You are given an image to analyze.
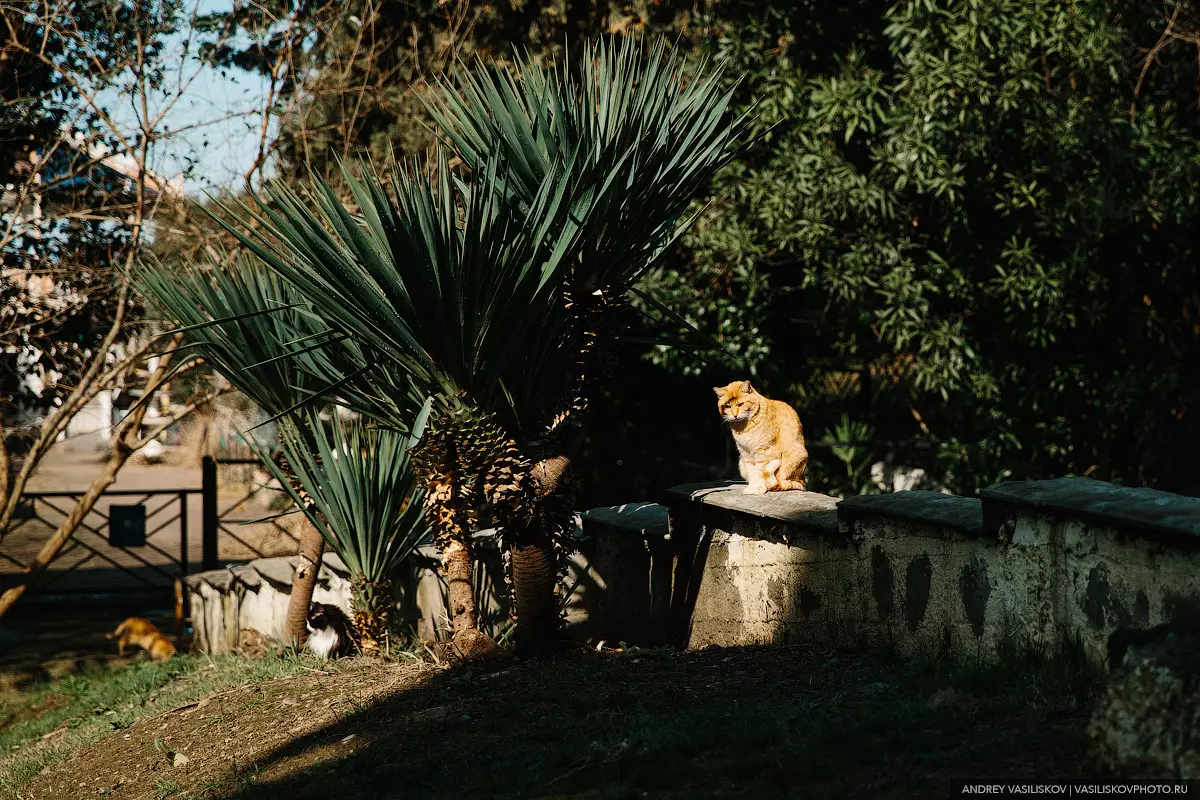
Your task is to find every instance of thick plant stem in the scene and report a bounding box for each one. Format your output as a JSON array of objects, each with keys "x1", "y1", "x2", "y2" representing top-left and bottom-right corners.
[
  {"x1": 442, "y1": 538, "x2": 478, "y2": 638},
  {"x1": 283, "y1": 517, "x2": 325, "y2": 646},
  {"x1": 351, "y1": 578, "x2": 392, "y2": 655},
  {"x1": 422, "y1": 464, "x2": 498, "y2": 658},
  {"x1": 509, "y1": 530, "x2": 559, "y2": 657},
  {"x1": 500, "y1": 290, "x2": 623, "y2": 657}
]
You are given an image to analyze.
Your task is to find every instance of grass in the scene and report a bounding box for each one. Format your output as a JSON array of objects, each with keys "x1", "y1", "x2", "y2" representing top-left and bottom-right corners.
[
  {"x1": 0, "y1": 651, "x2": 323, "y2": 799},
  {"x1": 3, "y1": 643, "x2": 1104, "y2": 799}
]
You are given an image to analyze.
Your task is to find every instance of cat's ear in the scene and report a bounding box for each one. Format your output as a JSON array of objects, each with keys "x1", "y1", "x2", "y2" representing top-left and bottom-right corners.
[
  {"x1": 713, "y1": 387, "x2": 724, "y2": 396},
  {"x1": 742, "y1": 381, "x2": 754, "y2": 394}
]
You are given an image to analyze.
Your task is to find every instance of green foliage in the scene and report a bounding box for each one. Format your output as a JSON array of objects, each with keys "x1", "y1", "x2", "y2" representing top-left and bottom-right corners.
[
  {"x1": 646, "y1": 0, "x2": 1200, "y2": 493},
  {"x1": 211, "y1": 152, "x2": 581, "y2": 434},
  {"x1": 208, "y1": 1, "x2": 1200, "y2": 495},
  {"x1": 255, "y1": 408, "x2": 430, "y2": 613},
  {"x1": 213, "y1": 38, "x2": 744, "y2": 447},
  {"x1": 425, "y1": 37, "x2": 747, "y2": 299},
  {"x1": 136, "y1": 254, "x2": 429, "y2": 599},
  {"x1": 829, "y1": 414, "x2": 878, "y2": 496}
]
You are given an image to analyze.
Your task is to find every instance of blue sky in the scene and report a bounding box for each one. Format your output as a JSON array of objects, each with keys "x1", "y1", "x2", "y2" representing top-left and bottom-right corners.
[{"x1": 118, "y1": 0, "x2": 275, "y2": 195}]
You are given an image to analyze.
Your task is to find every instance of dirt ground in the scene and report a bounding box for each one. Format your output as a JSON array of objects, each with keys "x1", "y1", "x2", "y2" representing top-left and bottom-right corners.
[{"x1": 16, "y1": 644, "x2": 1099, "y2": 800}]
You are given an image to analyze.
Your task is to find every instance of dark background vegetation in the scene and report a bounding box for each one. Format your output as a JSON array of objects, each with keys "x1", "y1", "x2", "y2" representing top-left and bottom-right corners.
[
  {"x1": 12, "y1": 0, "x2": 1200, "y2": 503},
  {"x1": 192, "y1": 0, "x2": 1200, "y2": 503}
]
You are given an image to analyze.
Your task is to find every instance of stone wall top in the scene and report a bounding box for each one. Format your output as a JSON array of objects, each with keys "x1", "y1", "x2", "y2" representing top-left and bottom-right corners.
[
  {"x1": 579, "y1": 503, "x2": 668, "y2": 539},
  {"x1": 183, "y1": 551, "x2": 351, "y2": 593},
  {"x1": 981, "y1": 477, "x2": 1200, "y2": 548},
  {"x1": 838, "y1": 491, "x2": 983, "y2": 536},
  {"x1": 664, "y1": 481, "x2": 839, "y2": 534}
]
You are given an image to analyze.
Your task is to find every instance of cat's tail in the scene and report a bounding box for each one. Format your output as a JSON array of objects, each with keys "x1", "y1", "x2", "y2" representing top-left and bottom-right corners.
[{"x1": 106, "y1": 618, "x2": 131, "y2": 639}]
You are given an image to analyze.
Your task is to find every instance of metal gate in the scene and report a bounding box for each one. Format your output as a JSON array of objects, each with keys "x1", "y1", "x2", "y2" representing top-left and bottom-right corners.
[
  {"x1": 0, "y1": 456, "x2": 299, "y2": 597},
  {"x1": 1, "y1": 488, "x2": 198, "y2": 595}
]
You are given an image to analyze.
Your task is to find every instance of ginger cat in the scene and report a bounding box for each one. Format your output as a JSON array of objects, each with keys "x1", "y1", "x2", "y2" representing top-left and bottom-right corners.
[
  {"x1": 107, "y1": 617, "x2": 176, "y2": 662},
  {"x1": 714, "y1": 381, "x2": 808, "y2": 495}
]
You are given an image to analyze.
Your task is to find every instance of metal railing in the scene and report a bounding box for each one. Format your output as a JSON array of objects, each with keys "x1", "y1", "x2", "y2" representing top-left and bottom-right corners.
[{"x1": 0, "y1": 454, "x2": 300, "y2": 597}]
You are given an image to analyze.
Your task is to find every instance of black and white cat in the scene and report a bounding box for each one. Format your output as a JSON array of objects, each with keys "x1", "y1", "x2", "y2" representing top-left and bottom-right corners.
[{"x1": 305, "y1": 602, "x2": 353, "y2": 659}]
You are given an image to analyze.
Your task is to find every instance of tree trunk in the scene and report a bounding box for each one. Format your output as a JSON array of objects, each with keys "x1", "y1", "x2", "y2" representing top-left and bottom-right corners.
[
  {"x1": 424, "y1": 468, "x2": 484, "y2": 642},
  {"x1": 500, "y1": 290, "x2": 623, "y2": 657},
  {"x1": 443, "y1": 538, "x2": 478, "y2": 637},
  {"x1": 444, "y1": 537, "x2": 501, "y2": 659},
  {"x1": 509, "y1": 531, "x2": 560, "y2": 657},
  {"x1": 282, "y1": 517, "x2": 325, "y2": 646}
]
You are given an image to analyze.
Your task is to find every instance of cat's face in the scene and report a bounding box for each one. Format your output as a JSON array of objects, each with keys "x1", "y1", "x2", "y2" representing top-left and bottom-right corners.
[
  {"x1": 306, "y1": 604, "x2": 330, "y2": 630},
  {"x1": 714, "y1": 381, "x2": 761, "y2": 422}
]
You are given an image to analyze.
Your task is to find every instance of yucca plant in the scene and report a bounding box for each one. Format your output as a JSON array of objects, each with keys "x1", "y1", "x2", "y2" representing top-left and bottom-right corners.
[
  {"x1": 255, "y1": 406, "x2": 430, "y2": 652},
  {"x1": 205, "y1": 153, "x2": 583, "y2": 655},
  {"x1": 136, "y1": 255, "x2": 427, "y2": 646},
  {"x1": 420, "y1": 37, "x2": 749, "y2": 652},
  {"x1": 198, "y1": 37, "x2": 747, "y2": 656}
]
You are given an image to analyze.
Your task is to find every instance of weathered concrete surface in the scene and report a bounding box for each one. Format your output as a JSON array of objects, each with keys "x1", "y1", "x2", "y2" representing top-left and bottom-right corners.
[
  {"x1": 568, "y1": 504, "x2": 672, "y2": 645},
  {"x1": 579, "y1": 503, "x2": 667, "y2": 538},
  {"x1": 1090, "y1": 631, "x2": 1200, "y2": 779},
  {"x1": 662, "y1": 480, "x2": 741, "y2": 504},
  {"x1": 839, "y1": 491, "x2": 982, "y2": 534},
  {"x1": 186, "y1": 510, "x2": 669, "y2": 654},
  {"x1": 983, "y1": 477, "x2": 1200, "y2": 548},
  {"x1": 185, "y1": 551, "x2": 355, "y2": 655},
  {"x1": 188, "y1": 476, "x2": 1200, "y2": 666},
  {"x1": 674, "y1": 484, "x2": 854, "y2": 650},
  {"x1": 678, "y1": 484, "x2": 1003, "y2": 656},
  {"x1": 666, "y1": 482, "x2": 838, "y2": 534},
  {"x1": 982, "y1": 479, "x2": 1200, "y2": 663},
  {"x1": 670, "y1": 477, "x2": 1200, "y2": 667},
  {"x1": 1032, "y1": 516, "x2": 1200, "y2": 662}
]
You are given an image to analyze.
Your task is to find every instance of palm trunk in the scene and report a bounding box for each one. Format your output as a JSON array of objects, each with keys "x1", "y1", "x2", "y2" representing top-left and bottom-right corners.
[
  {"x1": 413, "y1": 409, "x2": 511, "y2": 660},
  {"x1": 497, "y1": 289, "x2": 622, "y2": 657},
  {"x1": 508, "y1": 529, "x2": 559, "y2": 656},
  {"x1": 443, "y1": 538, "x2": 477, "y2": 636},
  {"x1": 423, "y1": 463, "x2": 499, "y2": 658},
  {"x1": 282, "y1": 517, "x2": 325, "y2": 646}
]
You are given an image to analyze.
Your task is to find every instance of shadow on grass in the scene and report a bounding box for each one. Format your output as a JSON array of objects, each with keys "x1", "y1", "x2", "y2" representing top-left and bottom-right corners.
[{"x1": 216, "y1": 644, "x2": 1100, "y2": 800}]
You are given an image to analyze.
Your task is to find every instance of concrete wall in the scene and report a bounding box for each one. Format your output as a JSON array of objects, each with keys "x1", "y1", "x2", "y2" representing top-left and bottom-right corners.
[
  {"x1": 186, "y1": 510, "x2": 663, "y2": 654},
  {"x1": 185, "y1": 476, "x2": 1200, "y2": 667},
  {"x1": 668, "y1": 477, "x2": 1200, "y2": 667}
]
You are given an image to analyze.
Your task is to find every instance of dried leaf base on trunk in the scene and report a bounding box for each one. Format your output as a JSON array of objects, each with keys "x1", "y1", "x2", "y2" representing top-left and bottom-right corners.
[
  {"x1": 351, "y1": 577, "x2": 393, "y2": 655},
  {"x1": 414, "y1": 413, "x2": 505, "y2": 660},
  {"x1": 497, "y1": 483, "x2": 577, "y2": 657},
  {"x1": 508, "y1": 536, "x2": 561, "y2": 657}
]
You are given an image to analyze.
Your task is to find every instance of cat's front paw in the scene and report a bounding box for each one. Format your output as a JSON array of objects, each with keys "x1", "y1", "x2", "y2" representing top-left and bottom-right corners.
[{"x1": 743, "y1": 485, "x2": 767, "y2": 495}]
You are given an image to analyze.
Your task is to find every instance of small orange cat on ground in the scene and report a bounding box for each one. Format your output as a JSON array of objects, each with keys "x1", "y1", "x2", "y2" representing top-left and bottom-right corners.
[
  {"x1": 107, "y1": 617, "x2": 176, "y2": 662},
  {"x1": 714, "y1": 380, "x2": 808, "y2": 495}
]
